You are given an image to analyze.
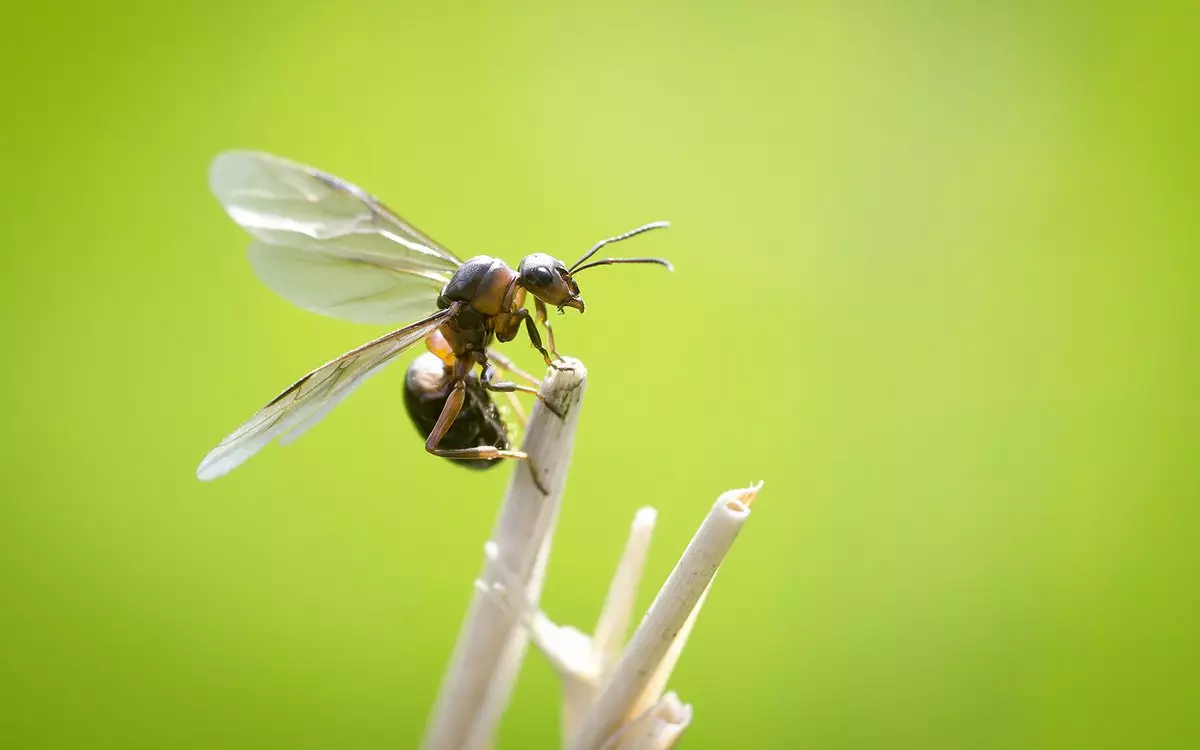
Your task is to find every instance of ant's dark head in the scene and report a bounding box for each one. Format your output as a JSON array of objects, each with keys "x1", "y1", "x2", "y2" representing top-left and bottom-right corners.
[
  {"x1": 519, "y1": 222, "x2": 673, "y2": 314},
  {"x1": 518, "y1": 254, "x2": 584, "y2": 312}
]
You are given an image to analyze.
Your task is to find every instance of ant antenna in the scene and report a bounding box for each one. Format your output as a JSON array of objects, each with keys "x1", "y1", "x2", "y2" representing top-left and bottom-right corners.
[
  {"x1": 568, "y1": 221, "x2": 671, "y2": 273},
  {"x1": 571, "y1": 256, "x2": 674, "y2": 274}
]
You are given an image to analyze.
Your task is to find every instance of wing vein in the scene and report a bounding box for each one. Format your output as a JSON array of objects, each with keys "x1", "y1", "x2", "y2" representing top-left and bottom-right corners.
[
  {"x1": 196, "y1": 306, "x2": 455, "y2": 480},
  {"x1": 211, "y1": 150, "x2": 461, "y2": 325}
]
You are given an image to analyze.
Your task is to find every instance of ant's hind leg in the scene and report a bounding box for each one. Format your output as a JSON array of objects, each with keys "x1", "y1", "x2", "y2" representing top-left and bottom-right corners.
[{"x1": 425, "y1": 378, "x2": 527, "y2": 462}]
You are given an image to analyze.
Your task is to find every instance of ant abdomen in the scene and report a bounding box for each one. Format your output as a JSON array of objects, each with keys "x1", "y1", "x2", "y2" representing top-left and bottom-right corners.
[{"x1": 403, "y1": 352, "x2": 511, "y2": 470}]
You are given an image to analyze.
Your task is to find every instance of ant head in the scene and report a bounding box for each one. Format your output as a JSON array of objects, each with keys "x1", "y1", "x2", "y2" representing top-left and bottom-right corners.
[
  {"x1": 518, "y1": 254, "x2": 584, "y2": 312},
  {"x1": 517, "y1": 222, "x2": 674, "y2": 314}
]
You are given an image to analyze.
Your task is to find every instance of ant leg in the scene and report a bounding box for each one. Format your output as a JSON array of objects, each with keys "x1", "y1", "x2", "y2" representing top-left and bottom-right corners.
[
  {"x1": 481, "y1": 348, "x2": 531, "y2": 426},
  {"x1": 481, "y1": 362, "x2": 564, "y2": 419},
  {"x1": 518, "y1": 309, "x2": 574, "y2": 371},
  {"x1": 485, "y1": 347, "x2": 539, "y2": 387},
  {"x1": 534, "y1": 298, "x2": 560, "y2": 358},
  {"x1": 474, "y1": 351, "x2": 540, "y2": 397},
  {"x1": 475, "y1": 352, "x2": 564, "y2": 420},
  {"x1": 481, "y1": 365, "x2": 539, "y2": 397},
  {"x1": 503, "y1": 391, "x2": 527, "y2": 427},
  {"x1": 516, "y1": 308, "x2": 554, "y2": 367},
  {"x1": 426, "y1": 369, "x2": 527, "y2": 462}
]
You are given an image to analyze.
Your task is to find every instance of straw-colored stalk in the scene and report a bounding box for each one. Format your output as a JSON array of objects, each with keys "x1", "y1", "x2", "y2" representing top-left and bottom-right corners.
[
  {"x1": 480, "y1": 505, "x2": 660, "y2": 739},
  {"x1": 477, "y1": 483, "x2": 761, "y2": 749},
  {"x1": 568, "y1": 483, "x2": 761, "y2": 749},
  {"x1": 421, "y1": 353, "x2": 761, "y2": 749},
  {"x1": 422, "y1": 359, "x2": 587, "y2": 750},
  {"x1": 603, "y1": 692, "x2": 692, "y2": 750}
]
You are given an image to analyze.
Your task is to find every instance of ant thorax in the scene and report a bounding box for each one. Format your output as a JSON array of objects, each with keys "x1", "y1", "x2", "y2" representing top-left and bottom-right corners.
[{"x1": 439, "y1": 256, "x2": 519, "y2": 317}]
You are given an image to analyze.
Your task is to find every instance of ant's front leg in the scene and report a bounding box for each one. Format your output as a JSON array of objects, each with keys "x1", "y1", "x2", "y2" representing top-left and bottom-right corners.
[
  {"x1": 533, "y1": 298, "x2": 560, "y2": 359},
  {"x1": 517, "y1": 307, "x2": 575, "y2": 372},
  {"x1": 514, "y1": 308, "x2": 556, "y2": 367}
]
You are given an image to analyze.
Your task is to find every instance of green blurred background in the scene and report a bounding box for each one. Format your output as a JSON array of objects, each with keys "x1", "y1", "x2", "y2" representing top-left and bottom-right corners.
[{"x1": 2, "y1": 1, "x2": 1197, "y2": 748}]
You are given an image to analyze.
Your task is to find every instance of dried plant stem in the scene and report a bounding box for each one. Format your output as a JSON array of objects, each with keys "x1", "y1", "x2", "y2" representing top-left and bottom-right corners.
[
  {"x1": 604, "y1": 692, "x2": 693, "y2": 750},
  {"x1": 634, "y1": 582, "x2": 710, "y2": 718},
  {"x1": 422, "y1": 359, "x2": 587, "y2": 750},
  {"x1": 561, "y1": 506, "x2": 659, "y2": 737},
  {"x1": 570, "y1": 483, "x2": 762, "y2": 750},
  {"x1": 593, "y1": 507, "x2": 659, "y2": 668}
]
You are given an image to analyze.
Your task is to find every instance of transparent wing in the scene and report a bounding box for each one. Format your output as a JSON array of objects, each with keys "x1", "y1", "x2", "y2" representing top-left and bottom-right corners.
[
  {"x1": 196, "y1": 307, "x2": 454, "y2": 481},
  {"x1": 247, "y1": 239, "x2": 447, "y2": 324},
  {"x1": 211, "y1": 150, "x2": 462, "y2": 322}
]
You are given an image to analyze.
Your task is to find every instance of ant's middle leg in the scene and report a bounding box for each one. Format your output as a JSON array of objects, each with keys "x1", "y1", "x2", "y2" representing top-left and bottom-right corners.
[
  {"x1": 482, "y1": 349, "x2": 534, "y2": 426},
  {"x1": 473, "y1": 351, "x2": 540, "y2": 397},
  {"x1": 502, "y1": 391, "x2": 527, "y2": 427},
  {"x1": 473, "y1": 351, "x2": 564, "y2": 420},
  {"x1": 485, "y1": 347, "x2": 539, "y2": 387}
]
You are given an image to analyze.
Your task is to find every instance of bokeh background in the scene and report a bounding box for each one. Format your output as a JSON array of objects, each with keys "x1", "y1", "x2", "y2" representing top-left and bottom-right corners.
[{"x1": 2, "y1": 2, "x2": 1197, "y2": 748}]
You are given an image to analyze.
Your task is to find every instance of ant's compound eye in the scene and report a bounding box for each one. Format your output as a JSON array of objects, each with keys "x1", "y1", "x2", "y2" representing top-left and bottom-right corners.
[{"x1": 527, "y1": 266, "x2": 554, "y2": 286}]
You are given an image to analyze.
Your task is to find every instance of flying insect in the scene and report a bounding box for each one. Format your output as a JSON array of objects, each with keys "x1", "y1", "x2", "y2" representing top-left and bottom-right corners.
[{"x1": 196, "y1": 151, "x2": 671, "y2": 480}]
